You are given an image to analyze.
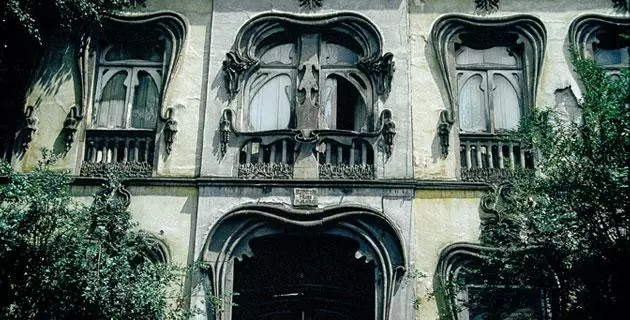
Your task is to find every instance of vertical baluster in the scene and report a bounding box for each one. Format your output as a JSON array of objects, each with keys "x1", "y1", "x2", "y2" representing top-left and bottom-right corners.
[
  {"x1": 509, "y1": 141, "x2": 515, "y2": 170},
  {"x1": 465, "y1": 141, "x2": 472, "y2": 169},
  {"x1": 133, "y1": 137, "x2": 140, "y2": 162},
  {"x1": 123, "y1": 138, "x2": 130, "y2": 163},
  {"x1": 112, "y1": 138, "x2": 119, "y2": 163},
  {"x1": 270, "y1": 143, "x2": 276, "y2": 163},
  {"x1": 476, "y1": 142, "x2": 483, "y2": 169},
  {"x1": 498, "y1": 142, "x2": 504, "y2": 169},
  {"x1": 337, "y1": 145, "x2": 343, "y2": 165},
  {"x1": 246, "y1": 142, "x2": 252, "y2": 163},
  {"x1": 89, "y1": 137, "x2": 97, "y2": 162},
  {"x1": 98, "y1": 137, "x2": 106, "y2": 163},
  {"x1": 487, "y1": 142, "x2": 494, "y2": 169},
  {"x1": 361, "y1": 142, "x2": 367, "y2": 165},
  {"x1": 325, "y1": 142, "x2": 332, "y2": 163},
  {"x1": 144, "y1": 138, "x2": 152, "y2": 163},
  {"x1": 349, "y1": 141, "x2": 355, "y2": 165},
  {"x1": 282, "y1": 140, "x2": 287, "y2": 164}
]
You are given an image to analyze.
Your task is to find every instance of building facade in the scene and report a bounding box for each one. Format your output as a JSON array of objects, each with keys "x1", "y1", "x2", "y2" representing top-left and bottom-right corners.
[{"x1": 4, "y1": 0, "x2": 628, "y2": 319}]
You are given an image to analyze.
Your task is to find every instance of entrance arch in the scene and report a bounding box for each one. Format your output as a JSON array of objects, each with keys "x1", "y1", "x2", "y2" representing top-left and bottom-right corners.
[{"x1": 200, "y1": 204, "x2": 407, "y2": 320}]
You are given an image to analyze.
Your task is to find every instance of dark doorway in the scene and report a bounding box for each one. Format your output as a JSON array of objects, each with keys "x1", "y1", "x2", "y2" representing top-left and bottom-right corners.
[{"x1": 233, "y1": 234, "x2": 375, "y2": 320}]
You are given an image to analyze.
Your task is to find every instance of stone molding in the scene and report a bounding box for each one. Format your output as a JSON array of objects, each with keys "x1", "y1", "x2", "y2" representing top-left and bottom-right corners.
[{"x1": 568, "y1": 13, "x2": 630, "y2": 60}]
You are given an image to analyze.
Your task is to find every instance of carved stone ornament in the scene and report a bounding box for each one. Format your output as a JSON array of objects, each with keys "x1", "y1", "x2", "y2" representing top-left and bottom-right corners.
[
  {"x1": 78, "y1": 11, "x2": 187, "y2": 150},
  {"x1": 431, "y1": 14, "x2": 547, "y2": 124},
  {"x1": 438, "y1": 110, "x2": 454, "y2": 158},
  {"x1": 222, "y1": 51, "x2": 258, "y2": 100},
  {"x1": 80, "y1": 161, "x2": 152, "y2": 178},
  {"x1": 612, "y1": 0, "x2": 630, "y2": 13},
  {"x1": 319, "y1": 163, "x2": 374, "y2": 180},
  {"x1": 358, "y1": 52, "x2": 395, "y2": 96},
  {"x1": 94, "y1": 175, "x2": 133, "y2": 208},
  {"x1": 21, "y1": 106, "x2": 37, "y2": 149},
  {"x1": 162, "y1": 108, "x2": 177, "y2": 154},
  {"x1": 474, "y1": 0, "x2": 500, "y2": 13},
  {"x1": 200, "y1": 204, "x2": 407, "y2": 320},
  {"x1": 299, "y1": 0, "x2": 322, "y2": 9},
  {"x1": 238, "y1": 163, "x2": 294, "y2": 179},
  {"x1": 63, "y1": 106, "x2": 81, "y2": 152}
]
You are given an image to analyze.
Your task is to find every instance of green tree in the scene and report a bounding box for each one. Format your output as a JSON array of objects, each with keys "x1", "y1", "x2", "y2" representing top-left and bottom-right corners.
[
  {"x1": 0, "y1": 154, "x2": 190, "y2": 319},
  {"x1": 476, "y1": 53, "x2": 629, "y2": 319}
]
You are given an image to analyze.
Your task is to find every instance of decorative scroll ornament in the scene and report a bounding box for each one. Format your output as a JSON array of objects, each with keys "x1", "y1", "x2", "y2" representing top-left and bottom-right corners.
[
  {"x1": 94, "y1": 173, "x2": 133, "y2": 209},
  {"x1": 358, "y1": 53, "x2": 395, "y2": 96},
  {"x1": 162, "y1": 108, "x2": 177, "y2": 155},
  {"x1": 438, "y1": 110, "x2": 454, "y2": 158},
  {"x1": 480, "y1": 181, "x2": 514, "y2": 214},
  {"x1": 63, "y1": 106, "x2": 81, "y2": 152},
  {"x1": 299, "y1": 0, "x2": 322, "y2": 9},
  {"x1": 22, "y1": 106, "x2": 37, "y2": 149},
  {"x1": 238, "y1": 163, "x2": 294, "y2": 179},
  {"x1": 475, "y1": 0, "x2": 500, "y2": 13},
  {"x1": 222, "y1": 51, "x2": 258, "y2": 100},
  {"x1": 319, "y1": 164, "x2": 374, "y2": 180}
]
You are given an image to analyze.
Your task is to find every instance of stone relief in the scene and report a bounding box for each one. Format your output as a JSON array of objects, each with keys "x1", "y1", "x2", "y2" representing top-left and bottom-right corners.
[
  {"x1": 299, "y1": 0, "x2": 322, "y2": 9},
  {"x1": 238, "y1": 163, "x2": 294, "y2": 180},
  {"x1": 319, "y1": 163, "x2": 374, "y2": 180}
]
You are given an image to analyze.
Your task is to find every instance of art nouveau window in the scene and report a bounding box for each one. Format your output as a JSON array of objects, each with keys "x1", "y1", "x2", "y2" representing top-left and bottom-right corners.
[{"x1": 79, "y1": 13, "x2": 186, "y2": 177}]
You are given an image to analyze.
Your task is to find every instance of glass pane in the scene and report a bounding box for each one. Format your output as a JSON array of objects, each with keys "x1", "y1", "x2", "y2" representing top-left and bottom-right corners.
[
  {"x1": 456, "y1": 47, "x2": 484, "y2": 65},
  {"x1": 248, "y1": 74, "x2": 292, "y2": 131},
  {"x1": 322, "y1": 75, "x2": 367, "y2": 131},
  {"x1": 104, "y1": 40, "x2": 165, "y2": 62},
  {"x1": 95, "y1": 71, "x2": 128, "y2": 128},
  {"x1": 322, "y1": 42, "x2": 359, "y2": 65},
  {"x1": 131, "y1": 71, "x2": 160, "y2": 129},
  {"x1": 457, "y1": 46, "x2": 517, "y2": 66},
  {"x1": 594, "y1": 47, "x2": 630, "y2": 66},
  {"x1": 458, "y1": 73, "x2": 488, "y2": 132},
  {"x1": 259, "y1": 43, "x2": 296, "y2": 65},
  {"x1": 493, "y1": 73, "x2": 520, "y2": 130}
]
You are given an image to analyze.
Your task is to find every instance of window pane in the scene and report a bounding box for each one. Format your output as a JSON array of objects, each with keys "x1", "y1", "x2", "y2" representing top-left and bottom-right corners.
[
  {"x1": 259, "y1": 43, "x2": 296, "y2": 65},
  {"x1": 249, "y1": 74, "x2": 292, "y2": 131},
  {"x1": 594, "y1": 47, "x2": 630, "y2": 66},
  {"x1": 493, "y1": 73, "x2": 520, "y2": 130},
  {"x1": 322, "y1": 42, "x2": 359, "y2": 65},
  {"x1": 322, "y1": 75, "x2": 367, "y2": 131},
  {"x1": 456, "y1": 47, "x2": 484, "y2": 65},
  {"x1": 104, "y1": 40, "x2": 165, "y2": 62},
  {"x1": 95, "y1": 71, "x2": 128, "y2": 128},
  {"x1": 131, "y1": 71, "x2": 160, "y2": 129},
  {"x1": 457, "y1": 47, "x2": 517, "y2": 66},
  {"x1": 458, "y1": 73, "x2": 488, "y2": 132}
]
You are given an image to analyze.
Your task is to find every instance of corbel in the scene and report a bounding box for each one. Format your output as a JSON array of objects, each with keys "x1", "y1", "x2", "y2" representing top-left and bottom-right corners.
[
  {"x1": 219, "y1": 108, "x2": 237, "y2": 156},
  {"x1": 22, "y1": 106, "x2": 38, "y2": 149},
  {"x1": 438, "y1": 110, "x2": 454, "y2": 158},
  {"x1": 379, "y1": 109, "x2": 396, "y2": 158},
  {"x1": 63, "y1": 106, "x2": 82, "y2": 152},
  {"x1": 162, "y1": 107, "x2": 178, "y2": 155},
  {"x1": 358, "y1": 52, "x2": 395, "y2": 96},
  {"x1": 222, "y1": 51, "x2": 258, "y2": 100}
]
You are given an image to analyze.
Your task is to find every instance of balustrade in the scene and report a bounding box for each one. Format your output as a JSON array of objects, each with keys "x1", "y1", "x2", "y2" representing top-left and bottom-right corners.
[
  {"x1": 318, "y1": 139, "x2": 374, "y2": 179},
  {"x1": 81, "y1": 130, "x2": 154, "y2": 177},
  {"x1": 460, "y1": 134, "x2": 533, "y2": 181},
  {"x1": 238, "y1": 139, "x2": 295, "y2": 179}
]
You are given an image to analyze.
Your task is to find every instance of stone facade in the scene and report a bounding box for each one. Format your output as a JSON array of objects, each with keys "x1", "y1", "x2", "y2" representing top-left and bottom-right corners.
[{"x1": 4, "y1": 0, "x2": 627, "y2": 319}]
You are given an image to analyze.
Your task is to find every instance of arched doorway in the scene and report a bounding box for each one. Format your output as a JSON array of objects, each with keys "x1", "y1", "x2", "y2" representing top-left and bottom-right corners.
[
  {"x1": 233, "y1": 234, "x2": 375, "y2": 320},
  {"x1": 200, "y1": 204, "x2": 406, "y2": 320}
]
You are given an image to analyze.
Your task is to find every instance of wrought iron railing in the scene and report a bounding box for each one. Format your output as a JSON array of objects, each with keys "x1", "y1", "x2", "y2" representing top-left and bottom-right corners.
[{"x1": 81, "y1": 129, "x2": 154, "y2": 177}]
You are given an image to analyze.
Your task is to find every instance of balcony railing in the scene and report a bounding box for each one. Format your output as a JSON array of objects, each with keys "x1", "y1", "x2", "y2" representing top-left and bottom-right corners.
[
  {"x1": 238, "y1": 139, "x2": 295, "y2": 179},
  {"x1": 318, "y1": 139, "x2": 374, "y2": 180},
  {"x1": 81, "y1": 129, "x2": 154, "y2": 177},
  {"x1": 460, "y1": 134, "x2": 533, "y2": 182}
]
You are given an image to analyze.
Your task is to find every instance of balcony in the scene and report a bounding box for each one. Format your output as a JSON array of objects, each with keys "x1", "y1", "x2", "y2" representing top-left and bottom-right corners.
[
  {"x1": 460, "y1": 134, "x2": 533, "y2": 182},
  {"x1": 317, "y1": 139, "x2": 374, "y2": 180},
  {"x1": 80, "y1": 129, "x2": 154, "y2": 177},
  {"x1": 238, "y1": 139, "x2": 295, "y2": 179}
]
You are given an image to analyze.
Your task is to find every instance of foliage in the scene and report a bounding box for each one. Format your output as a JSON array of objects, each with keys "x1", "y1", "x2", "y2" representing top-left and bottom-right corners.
[
  {"x1": 0, "y1": 153, "x2": 191, "y2": 320},
  {"x1": 5, "y1": 0, "x2": 145, "y2": 44},
  {"x1": 476, "y1": 51, "x2": 629, "y2": 319}
]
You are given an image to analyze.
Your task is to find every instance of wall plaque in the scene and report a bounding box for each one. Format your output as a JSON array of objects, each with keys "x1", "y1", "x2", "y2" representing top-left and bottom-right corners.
[{"x1": 293, "y1": 188, "x2": 318, "y2": 207}]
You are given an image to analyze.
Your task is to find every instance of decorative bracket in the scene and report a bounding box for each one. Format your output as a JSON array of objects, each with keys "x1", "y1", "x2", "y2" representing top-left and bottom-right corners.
[
  {"x1": 222, "y1": 51, "x2": 258, "y2": 100},
  {"x1": 22, "y1": 106, "x2": 38, "y2": 149},
  {"x1": 63, "y1": 106, "x2": 82, "y2": 152},
  {"x1": 219, "y1": 108, "x2": 236, "y2": 156},
  {"x1": 475, "y1": 0, "x2": 500, "y2": 14},
  {"x1": 380, "y1": 109, "x2": 396, "y2": 158},
  {"x1": 438, "y1": 110, "x2": 454, "y2": 158},
  {"x1": 96, "y1": 175, "x2": 132, "y2": 209},
  {"x1": 299, "y1": 0, "x2": 322, "y2": 9},
  {"x1": 358, "y1": 52, "x2": 395, "y2": 96},
  {"x1": 480, "y1": 181, "x2": 514, "y2": 215},
  {"x1": 162, "y1": 107, "x2": 178, "y2": 155}
]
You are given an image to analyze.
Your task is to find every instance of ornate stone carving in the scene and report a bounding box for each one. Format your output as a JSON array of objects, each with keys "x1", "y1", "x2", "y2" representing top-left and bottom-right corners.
[
  {"x1": 612, "y1": 0, "x2": 629, "y2": 13},
  {"x1": 238, "y1": 163, "x2": 293, "y2": 179},
  {"x1": 63, "y1": 106, "x2": 81, "y2": 152},
  {"x1": 162, "y1": 107, "x2": 177, "y2": 155},
  {"x1": 480, "y1": 181, "x2": 515, "y2": 214},
  {"x1": 358, "y1": 52, "x2": 395, "y2": 96},
  {"x1": 475, "y1": 0, "x2": 500, "y2": 13},
  {"x1": 21, "y1": 106, "x2": 37, "y2": 149},
  {"x1": 299, "y1": 0, "x2": 322, "y2": 9},
  {"x1": 80, "y1": 161, "x2": 153, "y2": 178},
  {"x1": 380, "y1": 110, "x2": 396, "y2": 158},
  {"x1": 222, "y1": 51, "x2": 258, "y2": 100},
  {"x1": 461, "y1": 167, "x2": 531, "y2": 184},
  {"x1": 438, "y1": 110, "x2": 454, "y2": 158},
  {"x1": 319, "y1": 164, "x2": 374, "y2": 180},
  {"x1": 219, "y1": 108, "x2": 235, "y2": 156}
]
